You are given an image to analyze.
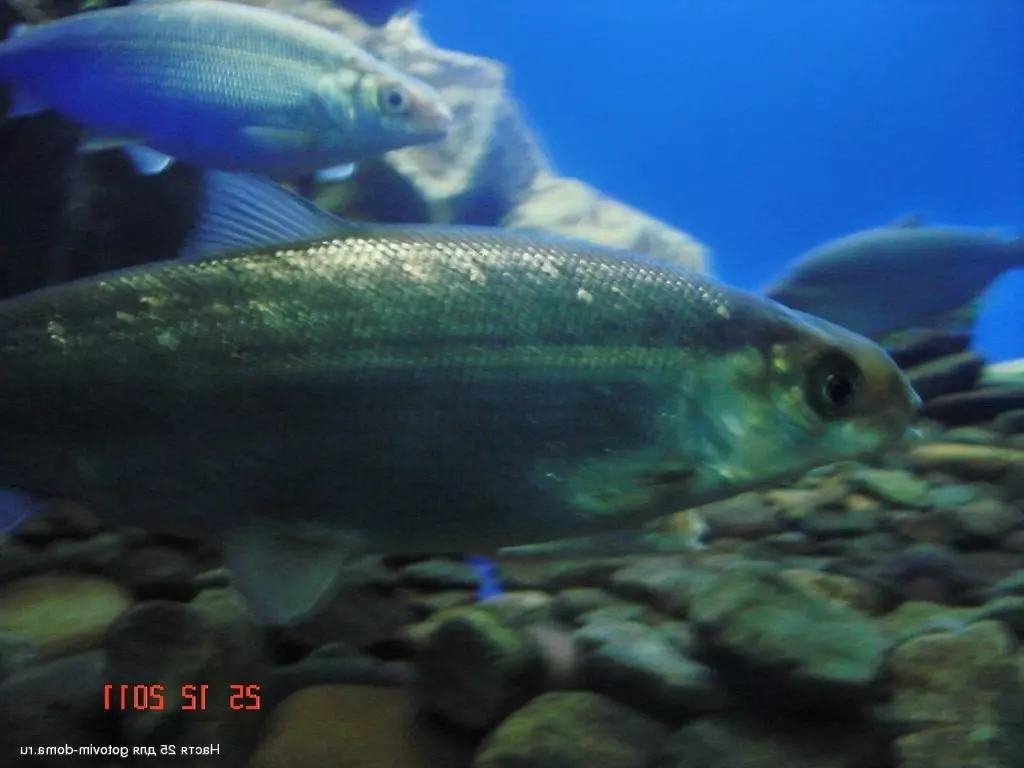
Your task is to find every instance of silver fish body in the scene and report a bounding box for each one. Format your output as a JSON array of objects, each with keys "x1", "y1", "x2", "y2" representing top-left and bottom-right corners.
[
  {"x1": 765, "y1": 219, "x2": 1024, "y2": 339},
  {"x1": 0, "y1": 226, "x2": 919, "y2": 622},
  {"x1": 0, "y1": 0, "x2": 451, "y2": 177}
]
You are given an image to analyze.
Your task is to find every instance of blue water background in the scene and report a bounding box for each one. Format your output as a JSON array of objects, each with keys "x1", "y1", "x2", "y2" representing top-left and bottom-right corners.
[{"x1": 421, "y1": 0, "x2": 1024, "y2": 361}]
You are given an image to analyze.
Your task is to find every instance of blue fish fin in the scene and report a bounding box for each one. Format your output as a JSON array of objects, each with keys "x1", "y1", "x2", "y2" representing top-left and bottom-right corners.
[
  {"x1": 6, "y1": 87, "x2": 46, "y2": 118},
  {"x1": 465, "y1": 555, "x2": 504, "y2": 601},
  {"x1": 313, "y1": 163, "x2": 358, "y2": 184},
  {"x1": 124, "y1": 145, "x2": 174, "y2": 175},
  {"x1": 224, "y1": 525, "x2": 365, "y2": 627},
  {"x1": 0, "y1": 487, "x2": 44, "y2": 533},
  {"x1": 182, "y1": 170, "x2": 350, "y2": 260}
]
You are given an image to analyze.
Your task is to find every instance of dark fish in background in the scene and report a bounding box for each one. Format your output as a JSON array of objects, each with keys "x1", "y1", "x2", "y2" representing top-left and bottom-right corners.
[
  {"x1": 0, "y1": 174, "x2": 920, "y2": 625},
  {"x1": 764, "y1": 215, "x2": 1024, "y2": 340},
  {"x1": 0, "y1": 0, "x2": 452, "y2": 179}
]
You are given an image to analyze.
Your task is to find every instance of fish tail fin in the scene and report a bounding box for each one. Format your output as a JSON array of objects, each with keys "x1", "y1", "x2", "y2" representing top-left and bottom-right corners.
[{"x1": 181, "y1": 171, "x2": 353, "y2": 261}]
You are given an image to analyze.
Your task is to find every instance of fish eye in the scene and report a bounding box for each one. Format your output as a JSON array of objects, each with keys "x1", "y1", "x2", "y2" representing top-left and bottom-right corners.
[
  {"x1": 379, "y1": 85, "x2": 409, "y2": 114},
  {"x1": 806, "y1": 350, "x2": 863, "y2": 418}
]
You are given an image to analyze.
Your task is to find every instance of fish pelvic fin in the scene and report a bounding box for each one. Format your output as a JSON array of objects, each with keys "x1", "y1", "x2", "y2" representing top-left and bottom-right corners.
[
  {"x1": 224, "y1": 524, "x2": 367, "y2": 627},
  {"x1": 181, "y1": 171, "x2": 353, "y2": 260}
]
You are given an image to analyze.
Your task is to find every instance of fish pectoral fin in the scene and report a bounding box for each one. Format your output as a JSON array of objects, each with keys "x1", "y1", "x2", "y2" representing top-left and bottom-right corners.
[
  {"x1": 313, "y1": 162, "x2": 358, "y2": 183},
  {"x1": 77, "y1": 136, "x2": 175, "y2": 175},
  {"x1": 224, "y1": 525, "x2": 365, "y2": 627},
  {"x1": 78, "y1": 133, "x2": 147, "y2": 153},
  {"x1": 5, "y1": 88, "x2": 47, "y2": 119},
  {"x1": 242, "y1": 126, "x2": 317, "y2": 150},
  {"x1": 123, "y1": 145, "x2": 175, "y2": 175}
]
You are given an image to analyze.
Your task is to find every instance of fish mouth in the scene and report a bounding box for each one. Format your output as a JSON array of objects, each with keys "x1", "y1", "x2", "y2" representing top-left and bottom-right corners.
[{"x1": 409, "y1": 93, "x2": 454, "y2": 139}]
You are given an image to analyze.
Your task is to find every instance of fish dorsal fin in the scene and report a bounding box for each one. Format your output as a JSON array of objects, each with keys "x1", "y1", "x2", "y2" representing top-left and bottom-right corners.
[
  {"x1": 181, "y1": 170, "x2": 352, "y2": 260},
  {"x1": 888, "y1": 213, "x2": 923, "y2": 229}
]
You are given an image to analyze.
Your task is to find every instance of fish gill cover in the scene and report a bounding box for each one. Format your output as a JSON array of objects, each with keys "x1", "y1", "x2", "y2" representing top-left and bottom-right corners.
[{"x1": 0, "y1": 1, "x2": 1019, "y2": 767}]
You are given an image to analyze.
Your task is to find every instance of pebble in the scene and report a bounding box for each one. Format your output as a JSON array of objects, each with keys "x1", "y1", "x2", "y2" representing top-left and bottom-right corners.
[
  {"x1": 251, "y1": 685, "x2": 476, "y2": 768},
  {"x1": 904, "y1": 350, "x2": 985, "y2": 402},
  {"x1": 117, "y1": 545, "x2": 200, "y2": 601},
  {"x1": 476, "y1": 590, "x2": 554, "y2": 629},
  {"x1": 45, "y1": 531, "x2": 128, "y2": 575},
  {"x1": 870, "y1": 543, "x2": 986, "y2": 607},
  {"x1": 878, "y1": 601, "x2": 978, "y2": 642},
  {"x1": 885, "y1": 620, "x2": 1024, "y2": 767},
  {"x1": 927, "y1": 482, "x2": 982, "y2": 507},
  {"x1": 0, "y1": 633, "x2": 38, "y2": 683},
  {"x1": 105, "y1": 596, "x2": 265, "y2": 760},
  {"x1": 689, "y1": 562, "x2": 887, "y2": 712},
  {"x1": 579, "y1": 621, "x2": 725, "y2": 722},
  {"x1": 988, "y1": 569, "x2": 1024, "y2": 599},
  {"x1": 700, "y1": 493, "x2": 780, "y2": 538},
  {"x1": 921, "y1": 388, "x2": 1024, "y2": 427},
  {"x1": 10, "y1": 500, "x2": 104, "y2": 545},
  {"x1": 551, "y1": 588, "x2": 627, "y2": 624},
  {"x1": 651, "y1": 716, "x2": 881, "y2": 768},
  {"x1": 999, "y1": 528, "x2": 1024, "y2": 552},
  {"x1": 0, "y1": 651, "x2": 107, "y2": 763},
  {"x1": 473, "y1": 691, "x2": 668, "y2": 768},
  {"x1": 779, "y1": 569, "x2": 880, "y2": 613},
  {"x1": 797, "y1": 507, "x2": 881, "y2": 537},
  {"x1": 417, "y1": 607, "x2": 544, "y2": 730},
  {"x1": 973, "y1": 595, "x2": 1024, "y2": 638},
  {"x1": 891, "y1": 509, "x2": 960, "y2": 545},
  {"x1": 0, "y1": 539, "x2": 47, "y2": 583},
  {"x1": 906, "y1": 443, "x2": 1024, "y2": 480},
  {"x1": 0, "y1": 574, "x2": 132, "y2": 659},
  {"x1": 886, "y1": 330, "x2": 971, "y2": 370},
  {"x1": 608, "y1": 557, "x2": 719, "y2": 618},
  {"x1": 992, "y1": 408, "x2": 1024, "y2": 435},
  {"x1": 399, "y1": 558, "x2": 481, "y2": 591},
  {"x1": 887, "y1": 620, "x2": 1021, "y2": 727},
  {"x1": 953, "y1": 498, "x2": 1024, "y2": 542},
  {"x1": 853, "y1": 468, "x2": 933, "y2": 507},
  {"x1": 892, "y1": 725, "x2": 1021, "y2": 768}
]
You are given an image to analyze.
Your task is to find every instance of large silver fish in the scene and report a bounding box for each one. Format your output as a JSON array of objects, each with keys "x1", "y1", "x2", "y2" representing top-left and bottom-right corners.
[
  {"x1": 764, "y1": 215, "x2": 1024, "y2": 340},
  {"x1": 0, "y1": 176, "x2": 920, "y2": 625},
  {"x1": 0, "y1": 0, "x2": 452, "y2": 178}
]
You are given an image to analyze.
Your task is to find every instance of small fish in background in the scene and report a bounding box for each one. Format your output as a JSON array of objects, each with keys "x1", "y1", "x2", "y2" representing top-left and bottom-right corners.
[
  {"x1": 763, "y1": 215, "x2": 1024, "y2": 341},
  {"x1": 0, "y1": 171, "x2": 920, "y2": 627},
  {"x1": 0, "y1": 0, "x2": 452, "y2": 180}
]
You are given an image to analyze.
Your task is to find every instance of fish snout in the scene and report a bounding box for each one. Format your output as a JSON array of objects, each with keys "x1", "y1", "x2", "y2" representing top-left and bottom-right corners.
[{"x1": 407, "y1": 87, "x2": 453, "y2": 139}]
